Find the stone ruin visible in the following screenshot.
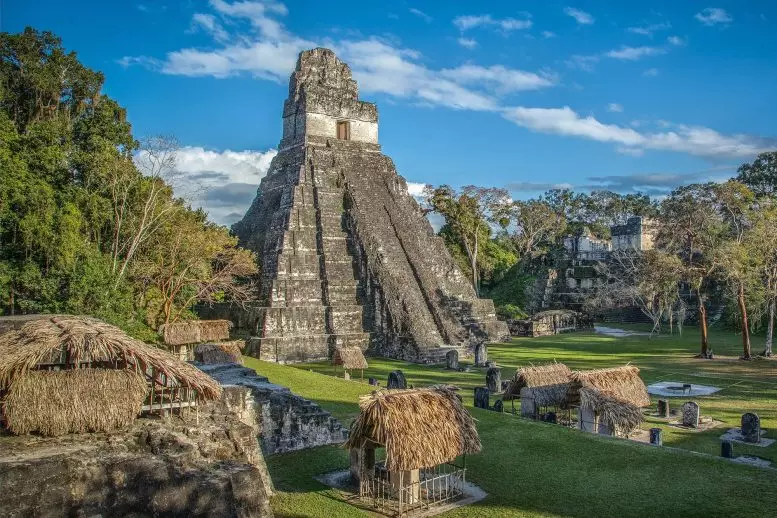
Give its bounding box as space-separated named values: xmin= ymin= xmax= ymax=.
xmin=0 ymin=385 xmax=273 ymax=517
xmin=200 ymin=48 xmax=508 ymax=364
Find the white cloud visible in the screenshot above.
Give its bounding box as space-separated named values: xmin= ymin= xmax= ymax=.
xmin=695 ymin=8 xmax=733 ymax=26
xmin=565 ymin=54 xmax=599 ymax=71
xmin=563 ymin=7 xmax=594 ymax=25
xmin=607 ymin=103 xmax=623 ymax=113
xmin=453 ymin=14 xmax=532 ymax=32
xmin=643 ymin=68 xmax=660 ymax=77
xmin=440 ymin=64 xmax=557 ymax=94
xmin=123 ymin=1 xmax=773 ymax=163
xmin=409 ymin=8 xmax=432 ymax=23
xmin=191 ymin=13 xmax=229 ymax=42
xmin=627 ymin=22 xmax=671 ymax=37
xmin=406 ymin=182 xmax=427 ymax=196
xmin=667 ymin=36 xmax=685 ymax=46
xmin=457 ymin=37 xmax=478 ymax=49
xmin=606 ymin=45 xmax=666 ymax=60
xmin=171 ymin=146 xmax=278 ymax=225
xmin=541 ymin=31 xmax=556 ymax=38
xmin=502 ymin=106 xmax=774 ymax=158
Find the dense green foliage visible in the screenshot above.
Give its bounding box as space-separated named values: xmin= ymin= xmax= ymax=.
xmin=244 ymin=327 xmax=777 ymax=517
xmin=0 ymin=28 xmax=255 ymax=335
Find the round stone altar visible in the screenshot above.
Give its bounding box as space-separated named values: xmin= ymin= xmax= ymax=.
xmin=647 ymin=381 xmax=721 ymax=397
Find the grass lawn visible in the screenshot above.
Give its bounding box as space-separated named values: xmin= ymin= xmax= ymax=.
xmin=243 ymin=325 xmax=777 ymax=517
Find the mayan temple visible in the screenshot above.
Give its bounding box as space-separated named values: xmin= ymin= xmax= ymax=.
xmin=216 ymin=48 xmax=508 ymax=363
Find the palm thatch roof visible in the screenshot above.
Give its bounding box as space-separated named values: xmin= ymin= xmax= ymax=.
xmin=194 ymin=341 xmax=244 ymax=364
xmin=159 ymin=320 xmax=232 ymax=346
xmin=0 ymin=315 xmax=221 ymax=400
xmin=567 ymin=365 xmax=650 ymax=432
xmin=3 ymin=369 xmax=147 ymax=436
xmin=332 ymin=346 xmax=368 ymax=370
xmin=345 ymin=386 xmax=481 ymax=472
xmin=502 ymin=363 xmax=571 ymax=405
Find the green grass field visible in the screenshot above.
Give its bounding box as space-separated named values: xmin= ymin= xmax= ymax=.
xmin=244 ymin=325 xmax=777 ymax=517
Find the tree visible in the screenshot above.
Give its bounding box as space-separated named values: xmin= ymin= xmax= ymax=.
xmin=505 ymin=199 xmax=566 ymax=260
xmin=736 ymin=151 xmax=777 ymax=197
xmin=425 ymin=185 xmax=508 ymax=295
xmin=744 ymin=205 xmax=777 ymax=356
xmin=657 ymin=184 xmax=725 ymax=358
xmin=713 ymin=181 xmax=758 ymax=359
xmin=110 ymin=135 xmax=179 ymax=284
xmin=591 ymin=249 xmax=682 ymax=336
xmin=134 ymin=209 xmax=257 ymax=325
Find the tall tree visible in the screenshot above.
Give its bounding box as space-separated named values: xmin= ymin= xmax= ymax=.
xmin=713 ymin=181 xmax=758 ymax=359
xmin=736 ymin=151 xmax=777 ymax=198
xmin=657 ymin=184 xmax=724 ymax=358
xmin=744 ymin=205 xmax=777 ymax=356
xmin=591 ymin=249 xmax=683 ymax=336
xmin=425 ymin=185 xmax=509 ymax=295
xmin=504 ymin=199 xmax=566 ymax=260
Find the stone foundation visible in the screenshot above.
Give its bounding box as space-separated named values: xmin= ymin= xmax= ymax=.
xmin=0 ymin=386 xmax=273 ymax=517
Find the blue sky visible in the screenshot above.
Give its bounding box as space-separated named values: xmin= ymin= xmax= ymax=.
xmin=4 ymin=1 xmax=777 ymax=224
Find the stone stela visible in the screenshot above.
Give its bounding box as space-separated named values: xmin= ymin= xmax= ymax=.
xmin=203 ymin=48 xmax=508 ymax=364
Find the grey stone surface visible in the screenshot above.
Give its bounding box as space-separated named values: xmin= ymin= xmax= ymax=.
xmin=493 ymin=399 xmax=504 ymax=413
xmin=474 ymin=343 xmax=488 ymax=366
xmin=741 ymin=412 xmax=761 ymax=443
xmin=719 ymin=428 xmax=774 ymax=447
xmin=198 ymin=362 xmax=346 ymax=455
xmin=387 ymin=370 xmax=407 ymax=389
xmin=647 ymin=381 xmax=721 ymax=397
xmin=474 ymin=387 xmax=490 ymax=409
xmin=201 ymin=48 xmax=508 ymax=364
xmin=721 ymin=440 xmax=734 ymax=458
xmin=0 ymin=386 xmax=273 ymax=517
xmin=446 ymin=349 xmax=459 ymax=370
xmin=649 ymin=427 xmax=663 ymax=446
xmin=658 ymin=399 xmax=669 ymax=417
xmin=682 ymin=401 xmax=700 ymax=428
xmin=486 ymin=367 xmax=501 ymax=393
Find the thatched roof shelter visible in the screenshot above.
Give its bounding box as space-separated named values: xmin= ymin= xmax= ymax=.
xmin=3 ymin=369 xmax=148 ymax=435
xmin=567 ymin=365 xmax=650 ymax=432
xmin=159 ymin=319 xmax=232 ymax=346
xmin=345 ymin=386 xmax=481 ymax=472
xmin=502 ymin=363 xmax=571 ymax=405
xmin=194 ymin=341 xmax=244 ymax=364
xmin=0 ymin=315 xmax=221 ymax=399
xmin=332 ymin=346 xmax=368 ymax=370
xmin=0 ymin=315 xmax=222 ymax=437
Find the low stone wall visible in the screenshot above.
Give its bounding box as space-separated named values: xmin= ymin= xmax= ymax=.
xmin=508 ymin=310 xmax=594 ymax=337
xmin=198 ymin=362 xmax=347 ymax=455
xmin=0 ymin=386 xmax=273 ymax=517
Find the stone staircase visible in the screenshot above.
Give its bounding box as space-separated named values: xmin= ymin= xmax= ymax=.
xmin=197 ymin=362 xmax=347 ymax=455
xmin=246 ymin=158 xmax=370 ymax=363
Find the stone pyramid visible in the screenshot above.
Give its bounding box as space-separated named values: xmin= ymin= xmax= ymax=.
xmin=227 ymin=48 xmax=508 ymax=363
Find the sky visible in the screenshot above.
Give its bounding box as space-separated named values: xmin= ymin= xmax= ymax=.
xmin=4 ymin=1 xmax=777 ymax=225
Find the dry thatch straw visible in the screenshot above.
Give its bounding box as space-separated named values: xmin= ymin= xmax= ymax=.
xmin=502 ymin=362 xmax=571 ymax=405
xmin=332 ymin=346 xmax=368 ymax=370
xmin=195 ymin=341 xmax=244 ymax=364
xmin=566 ymin=365 xmax=650 ymax=408
xmin=0 ymin=315 xmax=221 ymax=400
xmin=345 ymin=385 xmax=481 ymax=472
xmin=159 ymin=320 xmax=232 ymax=346
xmin=579 ymin=387 xmax=645 ymax=433
xmin=3 ymin=369 xmax=147 ymax=436
xmin=568 ymin=365 xmax=650 ymax=433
